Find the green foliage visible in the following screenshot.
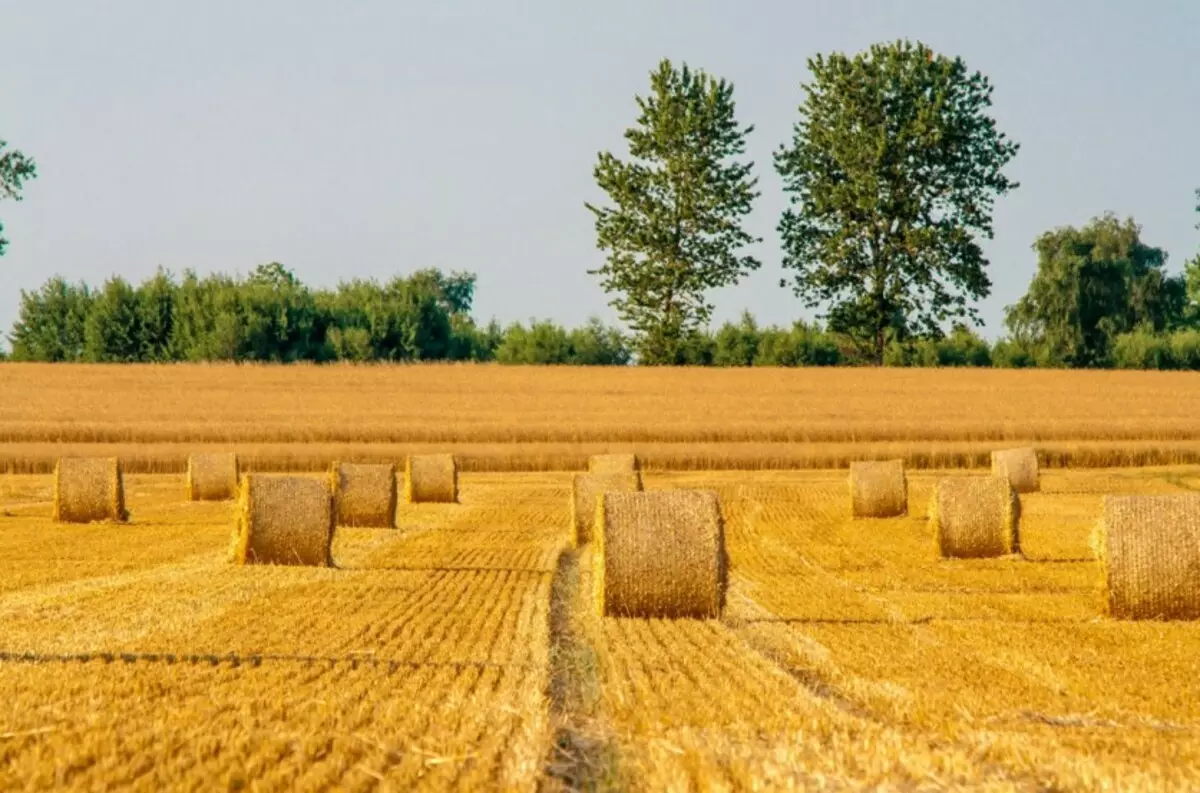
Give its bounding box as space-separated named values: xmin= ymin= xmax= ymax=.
xmin=1112 ymin=328 xmax=1175 ymax=370
xmin=1169 ymin=328 xmax=1200 ymax=370
xmin=1004 ymin=214 xmax=1186 ymax=368
xmin=775 ymin=39 xmax=1019 ymax=364
xmin=587 ymin=58 xmax=761 ymax=364
xmin=494 ymin=317 xmax=631 ymax=365
xmin=83 ymin=276 xmax=143 ymax=362
xmin=0 ymin=139 xmax=37 ymax=257
xmin=8 ymin=277 xmax=93 ymax=361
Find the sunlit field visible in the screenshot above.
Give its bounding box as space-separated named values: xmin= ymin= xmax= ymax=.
xmin=2 ymin=364 xmax=1200 ymax=790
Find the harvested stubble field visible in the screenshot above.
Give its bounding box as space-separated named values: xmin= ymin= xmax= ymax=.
xmin=6 ymin=363 xmax=1200 ymax=472
xmin=3 ymin=465 xmax=1200 ymax=790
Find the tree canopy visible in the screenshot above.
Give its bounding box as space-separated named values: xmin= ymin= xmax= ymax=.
xmin=0 ymin=139 xmax=38 ymax=257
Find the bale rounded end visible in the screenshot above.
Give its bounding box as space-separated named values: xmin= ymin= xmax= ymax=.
xmin=991 ymin=447 xmax=1040 ymax=494
xmin=186 ymin=453 xmax=239 ymax=501
xmin=405 ymin=454 xmax=458 ymax=503
xmin=848 ymin=459 xmax=908 ymax=518
xmin=594 ymin=489 xmax=727 ymax=619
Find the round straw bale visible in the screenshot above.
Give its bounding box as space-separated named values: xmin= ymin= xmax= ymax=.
xmin=849 ymin=459 xmax=908 ymax=518
xmin=186 ymin=452 xmax=239 ymax=501
xmin=405 ymin=454 xmax=458 ymax=503
xmin=571 ymin=471 xmax=643 ymax=546
xmin=53 ymin=457 xmax=128 ymax=523
xmin=991 ymin=447 xmax=1040 ymax=493
xmin=594 ymin=489 xmax=726 ymax=619
xmin=330 ymin=461 xmax=397 ymax=527
xmin=231 ymin=474 xmax=334 ymax=566
xmin=588 ymin=454 xmax=639 ymax=474
xmin=930 ymin=476 xmax=1020 ymax=559
xmin=1096 ymin=494 xmax=1200 ymax=620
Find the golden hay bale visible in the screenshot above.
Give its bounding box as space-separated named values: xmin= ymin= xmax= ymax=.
xmin=330 ymin=461 xmax=397 ymax=527
xmin=186 ymin=452 xmax=239 ymax=501
xmin=594 ymin=489 xmax=726 ymax=619
xmin=848 ymin=459 xmax=908 ymax=518
xmin=991 ymin=447 xmax=1040 ymax=493
xmin=930 ymin=476 xmax=1020 ymax=559
xmin=230 ymin=474 xmax=333 ymax=566
xmin=588 ymin=454 xmax=639 ymax=474
xmin=53 ymin=457 xmax=127 ymax=523
xmin=404 ymin=454 xmax=458 ymax=503
xmin=1096 ymin=494 xmax=1200 ymax=620
xmin=571 ymin=471 xmax=643 ymax=546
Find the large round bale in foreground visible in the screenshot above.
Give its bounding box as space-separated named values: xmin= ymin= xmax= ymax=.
xmin=594 ymin=489 xmax=726 ymax=619
xmin=53 ymin=457 xmax=128 ymax=523
xmin=848 ymin=459 xmax=908 ymax=518
xmin=405 ymin=454 xmax=458 ymax=503
xmin=930 ymin=476 xmax=1020 ymax=559
xmin=330 ymin=461 xmax=397 ymax=527
xmin=588 ymin=454 xmax=639 ymax=474
xmin=1096 ymin=494 xmax=1200 ymax=620
xmin=991 ymin=447 xmax=1040 ymax=493
xmin=571 ymin=471 xmax=643 ymax=546
xmin=186 ymin=452 xmax=239 ymax=501
xmin=231 ymin=474 xmax=334 ymax=566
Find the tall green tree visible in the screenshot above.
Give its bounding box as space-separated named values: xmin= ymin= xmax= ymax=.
xmin=1004 ymin=214 xmax=1185 ymax=367
xmin=7 ymin=277 xmax=92 ymax=361
xmin=83 ymin=276 xmax=143 ymax=362
xmin=774 ymin=40 xmax=1020 ymax=364
xmin=0 ymin=139 xmax=37 ymax=257
xmin=586 ymin=58 xmax=761 ymax=364
xmin=1184 ymin=188 xmax=1200 ymax=325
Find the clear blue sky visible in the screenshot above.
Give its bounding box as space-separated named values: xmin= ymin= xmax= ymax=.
xmin=2 ymin=1 xmax=1198 ymax=341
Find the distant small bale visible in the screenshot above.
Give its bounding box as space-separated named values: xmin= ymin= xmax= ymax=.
xmin=330 ymin=461 xmax=397 ymax=527
xmin=1096 ymin=494 xmax=1200 ymax=620
xmin=186 ymin=452 xmax=239 ymax=501
xmin=930 ymin=476 xmax=1020 ymax=559
xmin=231 ymin=474 xmax=333 ymax=566
xmin=588 ymin=454 xmax=639 ymax=474
xmin=849 ymin=459 xmax=908 ymax=518
xmin=991 ymin=447 xmax=1040 ymax=493
xmin=594 ymin=489 xmax=726 ymax=619
xmin=405 ymin=454 xmax=458 ymax=503
xmin=571 ymin=471 xmax=643 ymax=546
xmin=53 ymin=457 xmax=128 ymax=523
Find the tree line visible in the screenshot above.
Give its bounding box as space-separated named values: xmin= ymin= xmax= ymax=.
xmin=3 ymin=40 xmax=1199 ymax=369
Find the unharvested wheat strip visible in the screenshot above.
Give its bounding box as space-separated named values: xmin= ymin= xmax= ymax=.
xmin=330 ymin=461 xmax=396 ymax=527
xmin=1096 ymin=493 xmax=1200 ymax=620
xmin=52 ymin=457 xmax=127 ymax=523
xmin=930 ymin=476 xmax=1021 ymax=559
xmin=571 ymin=471 xmax=643 ymax=546
xmin=848 ymin=459 xmax=907 ymax=518
xmin=185 ymin=452 xmax=238 ymax=501
xmin=588 ymin=453 xmax=639 ymax=474
xmin=992 ymin=446 xmax=1040 ymax=493
xmin=230 ymin=474 xmax=334 ymax=566
xmin=594 ymin=490 xmax=726 ymax=619
xmin=405 ymin=454 xmax=457 ymax=503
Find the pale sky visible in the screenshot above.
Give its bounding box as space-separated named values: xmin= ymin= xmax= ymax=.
xmin=1 ymin=1 xmax=1198 ymax=342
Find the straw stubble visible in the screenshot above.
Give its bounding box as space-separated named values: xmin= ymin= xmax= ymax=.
xmin=1096 ymin=494 xmax=1200 ymax=620
xmin=231 ymin=474 xmax=334 ymax=566
xmin=594 ymin=489 xmax=727 ymax=619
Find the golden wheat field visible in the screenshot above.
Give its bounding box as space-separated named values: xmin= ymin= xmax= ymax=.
xmin=3 ymin=363 xmax=1200 ymax=790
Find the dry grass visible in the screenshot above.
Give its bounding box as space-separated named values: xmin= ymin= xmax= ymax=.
xmin=5 ymin=466 xmax=1200 ymax=789
xmin=330 ymin=461 xmax=396 ymax=528
xmin=931 ymin=476 xmax=1021 ymax=559
xmin=849 ymin=459 xmax=907 ymax=518
xmin=992 ymin=446 xmax=1040 ymax=493
xmin=1096 ymin=494 xmax=1200 ymax=620
xmin=593 ymin=489 xmax=726 ymax=619
xmin=185 ymin=451 xmax=238 ymax=501
xmin=570 ymin=471 xmax=643 ymax=547
xmin=52 ymin=457 xmax=127 ymax=523
xmin=405 ymin=453 xmax=458 ymax=503
xmin=230 ymin=474 xmax=334 ymax=566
